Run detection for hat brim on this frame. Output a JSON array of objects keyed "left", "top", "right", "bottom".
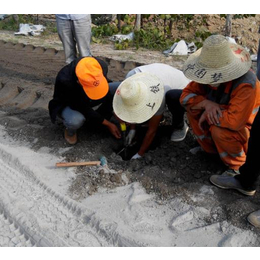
[
  {"left": 79, "top": 75, "right": 109, "bottom": 100},
  {"left": 183, "top": 43, "right": 252, "bottom": 84},
  {"left": 113, "top": 73, "right": 164, "bottom": 124}
]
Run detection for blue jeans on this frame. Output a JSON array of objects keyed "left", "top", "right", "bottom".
[
  {"left": 61, "top": 106, "right": 85, "bottom": 135},
  {"left": 61, "top": 82, "right": 122, "bottom": 135},
  {"left": 56, "top": 15, "right": 92, "bottom": 64}
]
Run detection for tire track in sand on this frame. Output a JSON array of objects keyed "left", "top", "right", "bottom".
[{"left": 0, "top": 144, "right": 140, "bottom": 246}]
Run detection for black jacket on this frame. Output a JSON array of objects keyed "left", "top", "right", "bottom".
[{"left": 48, "top": 57, "right": 112, "bottom": 125}]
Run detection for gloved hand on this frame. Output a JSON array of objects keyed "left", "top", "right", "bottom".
[
  {"left": 131, "top": 153, "right": 142, "bottom": 160},
  {"left": 126, "top": 129, "right": 136, "bottom": 145}
]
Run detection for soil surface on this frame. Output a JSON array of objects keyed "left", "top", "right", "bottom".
[{"left": 0, "top": 26, "right": 260, "bottom": 241}]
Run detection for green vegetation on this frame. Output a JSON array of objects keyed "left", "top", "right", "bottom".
[
  {"left": 0, "top": 15, "right": 57, "bottom": 34},
  {"left": 91, "top": 14, "right": 200, "bottom": 51},
  {"left": 134, "top": 28, "right": 175, "bottom": 50},
  {"left": 90, "top": 14, "right": 209, "bottom": 51},
  {"left": 0, "top": 15, "right": 20, "bottom": 30},
  {"left": 220, "top": 14, "right": 255, "bottom": 19},
  {"left": 0, "top": 14, "right": 257, "bottom": 51}
]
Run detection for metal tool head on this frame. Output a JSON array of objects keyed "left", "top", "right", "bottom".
[{"left": 99, "top": 156, "right": 107, "bottom": 166}]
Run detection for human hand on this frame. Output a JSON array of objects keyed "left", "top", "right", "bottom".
[
  {"left": 126, "top": 129, "right": 136, "bottom": 145},
  {"left": 131, "top": 153, "right": 142, "bottom": 160},
  {"left": 203, "top": 100, "right": 222, "bottom": 125},
  {"left": 108, "top": 123, "right": 121, "bottom": 139}
]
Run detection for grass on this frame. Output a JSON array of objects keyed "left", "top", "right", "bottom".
[{"left": 0, "top": 15, "right": 57, "bottom": 34}]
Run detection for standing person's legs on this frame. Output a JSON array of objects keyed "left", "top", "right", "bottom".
[
  {"left": 56, "top": 18, "right": 77, "bottom": 64},
  {"left": 235, "top": 109, "right": 260, "bottom": 227},
  {"left": 73, "top": 15, "right": 92, "bottom": 58},
  {"left": 236, "top": 111, "right": 260, "bottom": 190},
  {"left": 257, "top": 39, "right": 260, "bottom": 80}
]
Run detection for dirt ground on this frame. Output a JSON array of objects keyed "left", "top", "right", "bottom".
[{"left": 0, "top": 19, "right": 260, "bottom": 240}]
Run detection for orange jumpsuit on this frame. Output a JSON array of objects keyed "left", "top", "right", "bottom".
[{"left": 180, "top": 70, "right": 260, "bottom": 170}]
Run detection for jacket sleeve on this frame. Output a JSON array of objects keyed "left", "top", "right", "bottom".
[
  {"left": 82, "top": 106, "right": 105, "bottom": 125},
  {"left": 180, "top": 81, "right": 207, "bottom": 115},
  {"left": 218, "top": 83, "right": 257, "bottom": 130},
  {"left": 48, "top": 78, "right": 67, "bottom": 123},
  {"left": 77, "top": 92, "right": 113, "bottom": 125}
]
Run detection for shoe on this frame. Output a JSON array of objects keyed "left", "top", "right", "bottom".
[
  {"left": 210, "top": 175, "right": 256, "bottom": 196},
  {"left": 170, "top": 122, "right": 189, "bottom": 142},
  {"left": 247, "top": 210, "right": 260, "bottom": 228},
  {"left": 221, "top": 169, "right": 240, "bottom": 177},
  {"left": 64, "top": 129, "right": 77, "bottom": 145}
]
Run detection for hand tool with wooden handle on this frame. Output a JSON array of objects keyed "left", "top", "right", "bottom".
[
  {"left": 56, "top": 155, "right": 108, "bottom": 168},
  {"left": 56, "top": 161, "right": 101, "bottom": 167}
]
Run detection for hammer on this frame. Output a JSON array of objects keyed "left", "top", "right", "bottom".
[{"left": 56, "top": 155, "right": 107, "bottom": 168}]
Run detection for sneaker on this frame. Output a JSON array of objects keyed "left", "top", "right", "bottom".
[
  {"left": 210, "top": 175, "right": 256, "bottom": 196},
  {"left": 64, "top": 129, "right": 77, "bottom": 145},
  {"left": 247, "top": 210, "right": 260, "bottom": 228},
  {"left": 171, "top": 122, "right": 189, "bottom": 142},
  {"left": 221, "top": 169, "right": 240, "bottom": 177}
]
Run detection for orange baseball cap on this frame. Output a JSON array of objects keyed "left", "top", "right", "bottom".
[{"left": 75, "top": 57, "right": 109, "bottom": 100}]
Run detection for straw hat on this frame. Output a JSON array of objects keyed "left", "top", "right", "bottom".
[
  {"left": 183, "top": 35, "right": 252, "bottom": 84},
  {"left": 76, "top": 57, "right": 109, "bottom": 100},
  {"left": 113, "top": 72, "right": 164, "bottom": 123}
]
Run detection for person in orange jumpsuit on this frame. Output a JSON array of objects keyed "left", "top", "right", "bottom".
[{"left": 180, "top": 35, "right": 260, "bottom": 174}]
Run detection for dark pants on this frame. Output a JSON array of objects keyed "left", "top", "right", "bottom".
[
  {"left": 236, "top": 40, "right": 260, "bottom": 190},
  {"left": 165, "top": 89, "right": 186, "bottom": 129},
  {"left": 236, "top": 110, "right": 260, "bottom": 190},
  {"left": 257, "top": 40, "right": 260, "bottom": 81}
]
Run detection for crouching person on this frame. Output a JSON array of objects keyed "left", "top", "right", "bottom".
[
  {"left": 124, "top": 63, "right": 191, "bottom": 143},
  {"left": 180, "top": 35, "right": 260, "bottom": 174},
  {"left": 113, "top": 65, "right": 190, "bottom": 160},
  {"left": 49, "top": 57, "right": 121, "bottom": 144}
]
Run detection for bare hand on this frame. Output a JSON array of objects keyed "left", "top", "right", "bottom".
[
  {"left": 203, "top": 100, "right": 222, "bottom": 125},
  {"left": 108, "top": 123, "right": 121, "bottom": 139}
]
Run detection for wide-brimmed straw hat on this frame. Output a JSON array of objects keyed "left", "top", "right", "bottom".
[
  {"left": 183, "top": 35, "right": 252, "bottom": 84},
  {"left": 76, "top": 57, "right": 109, "bottom": 100},
  {"left": 113, "top": 72, "right": 164, "bottom": 123}
]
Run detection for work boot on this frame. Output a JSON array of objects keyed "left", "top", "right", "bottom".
[
  {"left": 64, "top": 129, "right": 77, "bottom": 145},
  {"left": 221, "top": 169, "right": 240, "bottom": 177},
  {"left": 247, "top": 210, "right": 260, "bottom": 228},
  {"left": 171, "top": 122, "right": 189, "bottom": 142},
  {"left": 210, "top": 175, "right": 256, "bottom": 196}
]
